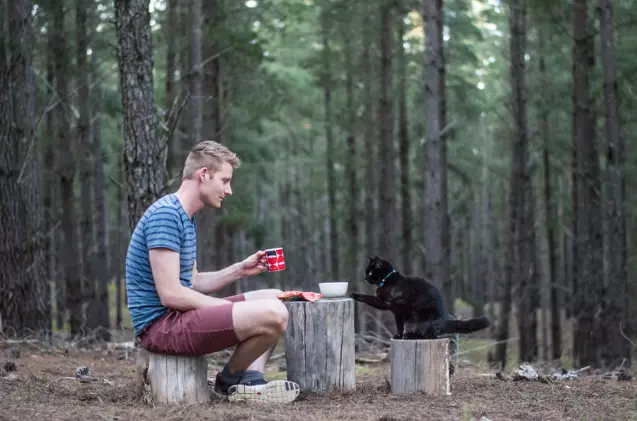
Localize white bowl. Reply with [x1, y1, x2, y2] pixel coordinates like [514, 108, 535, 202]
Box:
[318, 282, 349, 298]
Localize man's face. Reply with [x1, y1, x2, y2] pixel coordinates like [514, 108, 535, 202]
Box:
[199, 161, 233, 209]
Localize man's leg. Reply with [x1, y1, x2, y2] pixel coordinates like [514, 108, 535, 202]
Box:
[215, 297, 300, 402]
[236, 289, 283, 373]
[138, 297, 299, 403]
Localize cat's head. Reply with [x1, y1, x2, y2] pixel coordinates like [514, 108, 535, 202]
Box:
[364, 255, 396, 285]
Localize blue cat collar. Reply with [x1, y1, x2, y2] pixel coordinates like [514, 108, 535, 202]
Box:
[378, 269, 396, 287]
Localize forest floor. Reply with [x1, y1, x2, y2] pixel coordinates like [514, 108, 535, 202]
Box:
[0, 338, 635, 421]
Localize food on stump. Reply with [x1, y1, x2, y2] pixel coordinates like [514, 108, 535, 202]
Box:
[277, 291, 323, 302]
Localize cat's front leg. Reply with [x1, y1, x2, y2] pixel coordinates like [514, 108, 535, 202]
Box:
[350, 293, 391, 310]
[392, 315, 405, 339]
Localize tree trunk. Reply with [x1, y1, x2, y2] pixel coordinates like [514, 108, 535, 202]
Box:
[53, 0, 83, 335]
[423, 0, 450, 311]
[115, 0, 166, 230]
[0, 0, 49, 337]
[378, 0, 396, 264]
[322, 8, 339, 281]
[76, 0, 97, 335]
[361, 1, 377, 334]
[538, 29, 561, 361]
[188, 0, 202, 145]
[91, 50, 111, 341]
[508, 0, 538, 364]
[44, 13, 57, 333]
[597, 0, 629, 367]
[343, 18, 358, 295]
[572, 0, 604, 369]
[198, 0, 222, 271]
[114, 160, 126, 329]
[164, 0, 178, 180]
[397, 17, 412, 275]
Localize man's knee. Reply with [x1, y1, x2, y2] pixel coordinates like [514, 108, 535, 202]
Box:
[265, 299, 289, 332]
[232, 299, 289, 340]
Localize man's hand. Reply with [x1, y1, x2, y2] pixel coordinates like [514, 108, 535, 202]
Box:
[239, 250, 268, 277]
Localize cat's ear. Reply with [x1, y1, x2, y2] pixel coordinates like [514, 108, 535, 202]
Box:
[368, 255, 375, 262]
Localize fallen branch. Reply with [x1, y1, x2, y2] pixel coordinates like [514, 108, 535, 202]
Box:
[106, 341, 136, 350]
[620, 322, 637, 348]
[47, 376, 98, 388]
[356, 353, 389, 364]
[1, 339, 40, 345]
[356, 333, 390, 348]
[457, 337, 519, 356]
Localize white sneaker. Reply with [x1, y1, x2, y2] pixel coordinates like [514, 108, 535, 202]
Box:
[227, 379, 301, 404]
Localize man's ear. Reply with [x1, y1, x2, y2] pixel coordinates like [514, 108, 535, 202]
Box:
[199, 167, 209, 182]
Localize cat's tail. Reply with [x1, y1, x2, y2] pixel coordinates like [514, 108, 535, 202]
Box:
[444, 315, 491, 334]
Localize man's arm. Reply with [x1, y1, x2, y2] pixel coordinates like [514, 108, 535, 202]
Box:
[191, 261, 245, 295]
[150, 248, 231, 310]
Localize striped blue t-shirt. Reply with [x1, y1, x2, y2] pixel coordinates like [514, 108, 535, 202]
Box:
[125, 193, 197, 336]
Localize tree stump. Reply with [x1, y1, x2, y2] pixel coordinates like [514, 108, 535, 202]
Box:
[390, 338, 451, 395]
[144, 352, 210, 404]
[284, 298, 356, 392]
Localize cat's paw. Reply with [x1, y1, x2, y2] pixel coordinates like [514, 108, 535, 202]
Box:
[350, 292, 361, 301]
[402, 332, 424, 340]
[392, 333, 404, 340]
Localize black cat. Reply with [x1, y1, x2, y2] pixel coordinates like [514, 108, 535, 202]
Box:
[351, 256, 491, 340]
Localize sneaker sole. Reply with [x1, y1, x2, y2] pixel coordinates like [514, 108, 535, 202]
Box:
[228, 380, 300, 404]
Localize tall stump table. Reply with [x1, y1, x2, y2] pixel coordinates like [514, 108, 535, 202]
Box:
[283, 297, 356, 392]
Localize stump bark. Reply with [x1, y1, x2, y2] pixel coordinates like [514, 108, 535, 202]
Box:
[145, 352, 210, 404]
[390, 338, 451, 395]
[284, 298, 356, 392]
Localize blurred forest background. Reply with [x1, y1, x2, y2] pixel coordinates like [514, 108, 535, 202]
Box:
[1, 0, 635, 372]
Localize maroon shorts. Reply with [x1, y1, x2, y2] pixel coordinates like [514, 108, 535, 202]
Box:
[137, 293, 246, 356]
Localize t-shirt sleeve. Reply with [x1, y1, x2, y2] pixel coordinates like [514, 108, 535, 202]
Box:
[144, 207, 182, 253]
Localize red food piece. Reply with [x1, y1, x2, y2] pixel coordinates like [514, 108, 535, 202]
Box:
[277, 290, 323, 302]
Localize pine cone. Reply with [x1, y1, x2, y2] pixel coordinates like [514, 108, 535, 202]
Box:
[75, 366, 93, 380]
[6, 348, 20, 359]
[3, 360, 17, 372]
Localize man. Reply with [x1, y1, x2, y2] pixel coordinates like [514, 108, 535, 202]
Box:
[125, 140, 300, 403]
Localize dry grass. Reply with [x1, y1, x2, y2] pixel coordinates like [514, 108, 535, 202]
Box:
[0, 341, 635, 421]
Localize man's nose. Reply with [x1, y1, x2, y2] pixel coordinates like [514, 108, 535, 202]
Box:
[225, 185, 232, 196]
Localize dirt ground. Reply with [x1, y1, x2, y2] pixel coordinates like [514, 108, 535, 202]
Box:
[0, 341, 635, 421]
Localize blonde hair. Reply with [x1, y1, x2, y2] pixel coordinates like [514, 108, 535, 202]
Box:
[182, 140, 241, 179]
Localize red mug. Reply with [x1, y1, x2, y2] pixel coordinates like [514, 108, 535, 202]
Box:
[264, 247, 286, 272]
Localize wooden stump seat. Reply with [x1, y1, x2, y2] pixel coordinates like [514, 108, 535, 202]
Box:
[390, 337, 451, 395]
[136, 349, 210, 405]
[283, 297, 356, 392]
